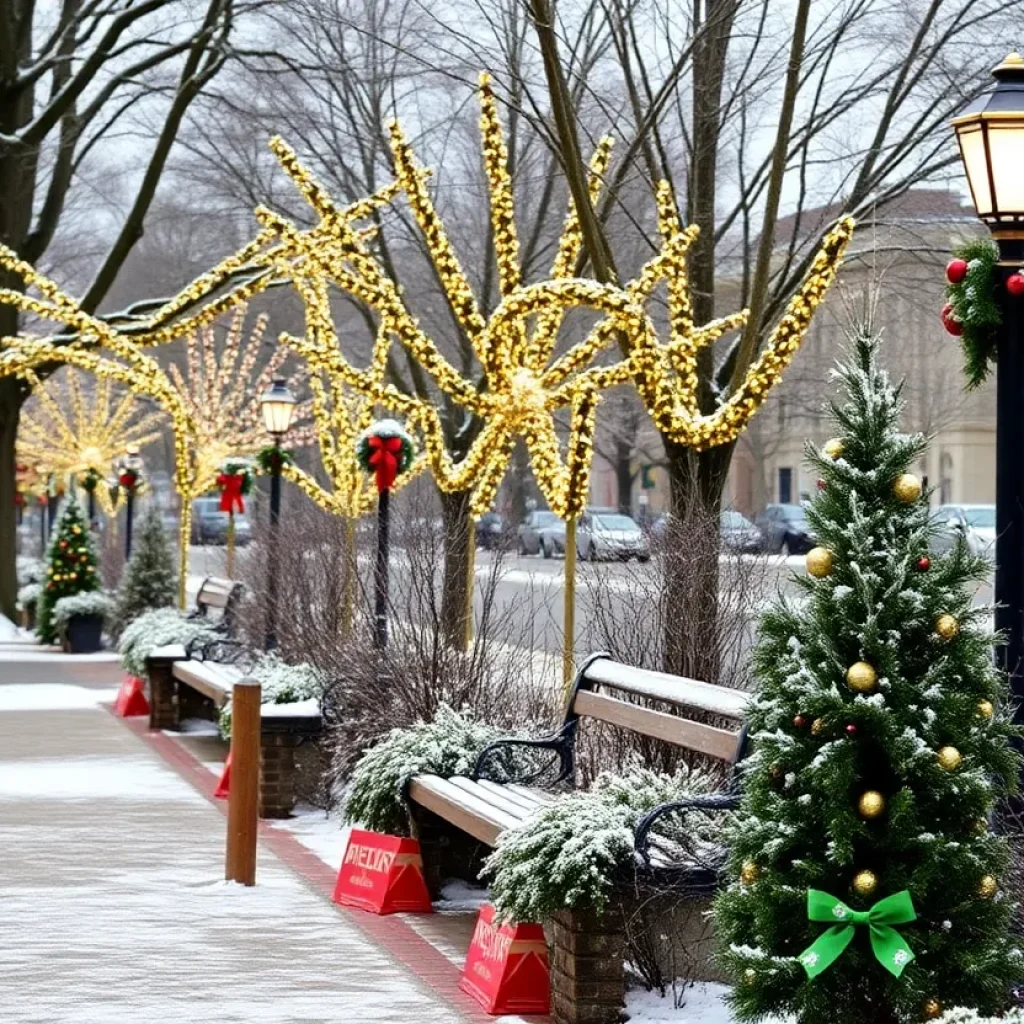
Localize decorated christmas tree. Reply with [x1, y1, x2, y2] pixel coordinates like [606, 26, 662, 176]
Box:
[37, 496, 100, 643]
[717, 333, 1021, 1024]
[112, 506, 178, 637]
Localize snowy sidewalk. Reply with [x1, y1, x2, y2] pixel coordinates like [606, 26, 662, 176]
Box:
[0, 661, 479, 1024]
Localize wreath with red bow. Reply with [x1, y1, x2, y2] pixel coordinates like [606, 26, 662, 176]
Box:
[355, 419, 416, 492]
[216, 458, 254, 514]
[81, 468, 103, 494]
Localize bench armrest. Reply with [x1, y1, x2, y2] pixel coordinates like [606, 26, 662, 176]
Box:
[633, 793, 739, 871]
[472, 721, 577, 786]
[185, 633, 248, 665]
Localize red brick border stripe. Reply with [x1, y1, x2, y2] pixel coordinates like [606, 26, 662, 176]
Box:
[110, 712, 537, 1023]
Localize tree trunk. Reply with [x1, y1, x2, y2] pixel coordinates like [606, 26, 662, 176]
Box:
[0, 374, 23, 622]
[615, 439, 633, 516]
[439, 488, 473, 649]
[661, 440, 732, 681]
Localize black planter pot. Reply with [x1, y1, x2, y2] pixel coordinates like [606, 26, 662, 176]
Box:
[65, 614, 104, 654]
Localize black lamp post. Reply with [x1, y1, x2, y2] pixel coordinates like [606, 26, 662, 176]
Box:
[260, 378, 296, 650]
[952, 53, 1024, 715]
[120, 446, 143, 560]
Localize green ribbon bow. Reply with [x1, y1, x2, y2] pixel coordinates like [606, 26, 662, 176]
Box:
[798, 889, 916, 979]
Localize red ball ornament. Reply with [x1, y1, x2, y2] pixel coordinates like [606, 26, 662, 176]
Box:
[1008, 272, 1024, 298]
[793, 715, 808, 729]
[816, 479, 826, 491]
[941, 303, 963, 336]
[916, 555, 931, 572]
[845, 723, 858, 737]
[946, 258, 968, 284]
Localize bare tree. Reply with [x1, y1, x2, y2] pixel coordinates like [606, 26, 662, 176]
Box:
[0, 0, 241, 617]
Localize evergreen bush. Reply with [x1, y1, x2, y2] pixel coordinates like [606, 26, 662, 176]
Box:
[485, 762, 721, 922]
[344, 705, 509, 835]
[716, 333, 1021, 1023]
[117, 607, 220, 679]
[36, 497, 99, 643]
[112, 507, 177, 637]
[218, 652, 324, 739]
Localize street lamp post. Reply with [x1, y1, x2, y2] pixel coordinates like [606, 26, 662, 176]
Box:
[120, 446, 143, 560]
[260, 378, 296, 650]
[952, 53, 1024, 715]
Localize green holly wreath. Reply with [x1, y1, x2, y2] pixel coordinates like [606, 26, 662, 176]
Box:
[941, 239, 1001, 389]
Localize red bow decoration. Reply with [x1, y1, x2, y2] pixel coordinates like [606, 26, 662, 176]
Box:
[217, 473, 246, 514]
[368, 435, 404, 492]
[118, 470, 138, 491]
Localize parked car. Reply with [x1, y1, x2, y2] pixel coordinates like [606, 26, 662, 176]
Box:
[647, 509, 761, 553]
[191, 497, 252, 546]
[930, 504, 996, 559]
[720, 509, 763, 553]
[577, 511, 650, 562]
[755, 503, 816, 554]
[518, 510, 562, 556]
[477, 511, 506, 551]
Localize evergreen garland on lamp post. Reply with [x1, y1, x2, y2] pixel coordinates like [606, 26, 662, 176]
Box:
[81, 467, 103, 526]
[716, 333, 1021, 1024]
[355, 419, 416, 651]
[118, 447, 144, 560]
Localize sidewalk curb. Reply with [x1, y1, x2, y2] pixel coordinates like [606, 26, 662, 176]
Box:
[111, 711, 525, 1023]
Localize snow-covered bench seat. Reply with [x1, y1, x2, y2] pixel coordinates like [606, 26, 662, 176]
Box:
[146, 645, 322, 819]
[404, 653, 749, 1024]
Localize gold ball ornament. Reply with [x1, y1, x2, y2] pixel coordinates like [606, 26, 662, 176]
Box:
[973, 817, 988, 835]
[977, 699, 994, 720]
[977, 874, 998, 899]
[846, 661, 878, 693]
[935, 614, 959, 640]
[923, 998, 943, 1020]
[811, 717, 827, 736]
[823, 438, 845, 460]
[893, 473, 923, 503]
[852, 869, 878, 897]
[806, 547, 834, 578]
[937, 746, 963, 772]
[857, 790, 886, 820]
[740, 861, 760, 885]
[744, 969, 756, 984]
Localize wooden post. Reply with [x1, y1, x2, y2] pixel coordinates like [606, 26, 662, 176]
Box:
[225, 679, 261, 886]
[562, 517, 577, 694]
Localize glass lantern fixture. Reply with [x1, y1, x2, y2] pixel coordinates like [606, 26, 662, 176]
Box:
[260, 378, 297, 438]
[952, 53, 1024, 234]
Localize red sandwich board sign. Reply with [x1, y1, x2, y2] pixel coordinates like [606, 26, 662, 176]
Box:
[114, 675, 149, 718]
[332, 829, 432, 915]
[460, 904, 550, 1015]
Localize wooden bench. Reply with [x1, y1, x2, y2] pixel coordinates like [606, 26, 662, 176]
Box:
[187, 575, 244, 633]
[146, 584, 322, 818]
[405, 653, 749, 1024]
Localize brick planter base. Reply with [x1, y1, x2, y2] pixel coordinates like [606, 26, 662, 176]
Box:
[548, 908, 627, 1024]
[408, 806, 489, 899]
[147, 656, 180, 731]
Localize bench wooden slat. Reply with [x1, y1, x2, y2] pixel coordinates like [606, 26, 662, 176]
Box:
[172, 662, 242, 708]
[407, 776, 521, 847]
[475, 779, 554, 813]
[502, 783, 558, 808]
[447, 777, 536, 824]
[583, 658, 748, 722]
[573, 689, 740, 761]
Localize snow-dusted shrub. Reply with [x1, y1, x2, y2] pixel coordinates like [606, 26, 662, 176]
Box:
[345, 705, 510, 835]
[111, 507, 177, 637]
[485, 763, 723, 922]
[53, 591, 114, 629]
[218, 652, 324, 739]
[117, 608, 220, 679]
[17, 556, 45, 585]
[936, 1011, 1024, 1024]
[17, 582, 41, 611]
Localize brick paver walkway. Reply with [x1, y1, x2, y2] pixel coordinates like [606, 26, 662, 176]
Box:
[0, 657, 477, 1024]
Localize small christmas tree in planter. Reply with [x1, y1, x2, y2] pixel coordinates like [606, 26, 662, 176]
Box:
[111, 506, 178, 638]
[716, 333, 1021, 1024]
[36, 496, 100, 644]
[53, 591, 114, 653]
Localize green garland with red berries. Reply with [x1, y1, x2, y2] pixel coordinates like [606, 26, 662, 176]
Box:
[941, 239, 1024, 388]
